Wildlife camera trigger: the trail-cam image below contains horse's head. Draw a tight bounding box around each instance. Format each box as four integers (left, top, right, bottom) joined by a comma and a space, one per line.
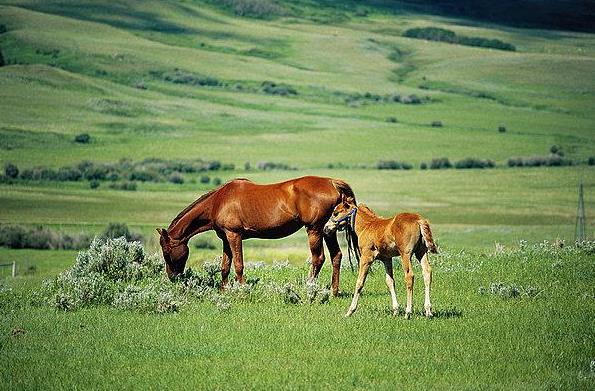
324, 199, 357, 235
156, 228, 189, 281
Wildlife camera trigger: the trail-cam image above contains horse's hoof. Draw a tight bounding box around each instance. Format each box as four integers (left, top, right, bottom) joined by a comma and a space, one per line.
405, 312, 412, 320
344, 311, 353, 318
392, 308, 399, 317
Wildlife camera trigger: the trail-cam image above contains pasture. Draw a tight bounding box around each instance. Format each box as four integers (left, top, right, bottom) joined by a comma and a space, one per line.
0, 0, 594, 389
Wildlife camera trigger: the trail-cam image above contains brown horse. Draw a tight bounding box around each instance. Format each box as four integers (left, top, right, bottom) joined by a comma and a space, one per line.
157, 176, 356, 296
324, 201, 437, 318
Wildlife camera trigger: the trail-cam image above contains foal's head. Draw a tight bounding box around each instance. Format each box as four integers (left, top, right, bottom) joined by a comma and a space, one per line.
323, 199, 357, 235
156, 228, 189, 281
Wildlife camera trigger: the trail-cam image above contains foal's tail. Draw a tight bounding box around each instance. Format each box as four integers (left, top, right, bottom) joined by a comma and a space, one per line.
419, 219, 438, 254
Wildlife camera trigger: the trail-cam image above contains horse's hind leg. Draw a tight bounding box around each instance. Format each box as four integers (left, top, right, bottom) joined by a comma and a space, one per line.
416, 248, 433, 317
381, 257, 399, 316
324, 231, 342, 297
226, 231, 245, 284
400, 252, 414, 319
306, 227, 325, 282
217, 231, 232, 289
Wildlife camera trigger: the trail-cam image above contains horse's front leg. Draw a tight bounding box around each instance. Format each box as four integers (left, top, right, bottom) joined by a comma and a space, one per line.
306, 227, 325, 282
345, 253, 374, 317
226, 231, 245, 284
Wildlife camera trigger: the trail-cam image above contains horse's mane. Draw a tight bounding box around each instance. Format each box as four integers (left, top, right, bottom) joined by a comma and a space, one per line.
167, 179, 249, 230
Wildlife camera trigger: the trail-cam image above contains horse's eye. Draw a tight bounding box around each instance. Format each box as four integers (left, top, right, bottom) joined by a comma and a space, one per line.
333, 211, 338, 217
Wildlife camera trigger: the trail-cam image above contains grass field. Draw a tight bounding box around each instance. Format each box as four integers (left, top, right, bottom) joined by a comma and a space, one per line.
0, 1, 594, 389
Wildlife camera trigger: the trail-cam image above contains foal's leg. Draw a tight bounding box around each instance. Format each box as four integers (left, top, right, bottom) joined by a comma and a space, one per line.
345, 254, 373, 317
323, 231, 342, 297
400, 252, 415, 319
306, 227, 325, 282
226, 231, 245, 284
416, 248, 433, 317
381, 257, 399, 316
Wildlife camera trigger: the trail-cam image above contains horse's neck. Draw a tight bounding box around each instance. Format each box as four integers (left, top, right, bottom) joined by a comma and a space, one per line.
168, 197, 214, 242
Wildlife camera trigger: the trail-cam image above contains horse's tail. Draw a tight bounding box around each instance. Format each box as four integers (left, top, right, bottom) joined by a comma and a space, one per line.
419, 219, 438, 254
331, 178, 356, 204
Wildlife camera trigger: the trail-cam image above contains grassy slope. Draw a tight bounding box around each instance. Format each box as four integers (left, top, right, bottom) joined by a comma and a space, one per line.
0, 1, 593, 169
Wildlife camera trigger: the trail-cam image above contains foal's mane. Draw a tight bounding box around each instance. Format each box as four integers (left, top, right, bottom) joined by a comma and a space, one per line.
357, 203, 379, 218
167, 179, 249, 230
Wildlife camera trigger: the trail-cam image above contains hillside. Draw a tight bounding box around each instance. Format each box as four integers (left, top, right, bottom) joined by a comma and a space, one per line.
0, 0, 593, 170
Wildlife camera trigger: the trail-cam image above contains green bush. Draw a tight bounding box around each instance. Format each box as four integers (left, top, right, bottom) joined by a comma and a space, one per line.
102, 223, 143, 242
261, 81, 297, 96
431, 120, 443, 128
74, 133, 91, 144
200, 175, 211, 184
162, 69, 222, 87
403, 27, 515, 51
588, 157, 595, 166
193, 236, 218, 249
507, 155, 573, 167
4, 162, 18, 179
454, 158, 496, 169
0, 224, 91, 250
498, 125, 507, 133
219, 0, 289, 19
377, 160, 413, 170
168, 172, 184, 184
430, 157, 452, 169
89, 180, 100, 189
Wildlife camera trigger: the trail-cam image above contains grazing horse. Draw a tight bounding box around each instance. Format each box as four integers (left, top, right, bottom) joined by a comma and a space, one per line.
324, 201, 437, 318
157, 176, 356, 296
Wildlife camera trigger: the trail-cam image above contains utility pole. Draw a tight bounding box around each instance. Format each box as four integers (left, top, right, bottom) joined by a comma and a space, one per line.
575, 180, 586, 242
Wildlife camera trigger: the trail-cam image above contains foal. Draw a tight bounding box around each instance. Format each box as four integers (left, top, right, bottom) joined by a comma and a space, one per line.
324, 201, 437, 318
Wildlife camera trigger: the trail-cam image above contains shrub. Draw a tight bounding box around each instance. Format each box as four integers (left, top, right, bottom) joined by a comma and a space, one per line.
507, 155, 573, 167
0, 24, 7, 34
200, 175, 210, 184
588, 157, 595, 166
403, 27, 515, 51
431, 120, 443, 128
454, 158, 496, 169
261, 81, 297, 96
193, 236, 218, 249
212, 177, 222, 186
101, 223, 143, 242
386, 116, 397, 123
89, 180, 100, 189
498, 125, 506, 133
162, 69, 221, 87
220, 0, 289, 19
0, 224, 90, 250
57, 167, 82, 181
4, 162, 19, 179
550, 145, 563, 156
420, 162, 428, 170
74, 133, 91, 144
0, 49, 4, 67
430, 157, 452, 169
377, 160, 413, 170
256, 161, 295, 170
168, 172, 184, 184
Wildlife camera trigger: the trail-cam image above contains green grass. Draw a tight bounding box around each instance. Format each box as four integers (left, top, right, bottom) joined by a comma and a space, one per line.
1, 245, 594, 389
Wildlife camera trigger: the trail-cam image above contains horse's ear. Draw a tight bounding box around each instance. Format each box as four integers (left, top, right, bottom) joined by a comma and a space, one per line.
156, 228, 169, 240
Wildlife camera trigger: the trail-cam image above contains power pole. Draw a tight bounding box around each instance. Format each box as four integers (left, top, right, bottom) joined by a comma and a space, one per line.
575, 180, 586, 242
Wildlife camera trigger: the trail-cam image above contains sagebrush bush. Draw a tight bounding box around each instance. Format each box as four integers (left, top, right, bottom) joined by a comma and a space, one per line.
101, 223, 143, 242
454, 158, 496, 169
0, 224, 91, 250
377, 160, 413, 170
430, 157, 452, 169
4, 162, 19, 178
74, 133, 91, 144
